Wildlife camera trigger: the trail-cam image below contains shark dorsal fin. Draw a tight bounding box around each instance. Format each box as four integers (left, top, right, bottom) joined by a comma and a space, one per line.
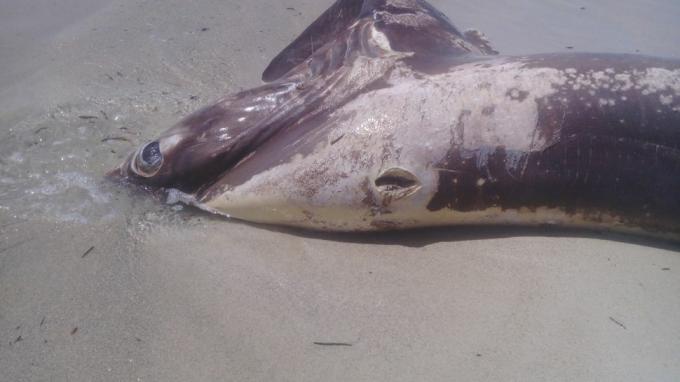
262, 0, 497, 82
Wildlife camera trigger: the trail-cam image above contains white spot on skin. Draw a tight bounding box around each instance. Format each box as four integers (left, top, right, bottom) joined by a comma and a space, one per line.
660, 94, 674, 105
638, 68, 680, 96
598, 99, 616, 107
238, 117, 246, 122
614, 73, 634, 91
591, 71, 612, 85
477, 178, 486, 187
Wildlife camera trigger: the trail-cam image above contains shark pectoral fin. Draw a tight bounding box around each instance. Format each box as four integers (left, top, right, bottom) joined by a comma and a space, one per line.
262, 0, 496, 82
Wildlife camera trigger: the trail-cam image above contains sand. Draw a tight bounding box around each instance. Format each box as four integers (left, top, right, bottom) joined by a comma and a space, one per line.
1, 1, 679, 381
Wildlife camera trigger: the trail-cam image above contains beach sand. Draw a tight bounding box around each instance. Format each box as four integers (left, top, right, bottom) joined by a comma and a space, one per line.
1, 1, 679, 381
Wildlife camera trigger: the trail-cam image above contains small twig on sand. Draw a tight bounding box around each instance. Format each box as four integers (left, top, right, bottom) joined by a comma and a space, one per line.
313, 342, 353, 347
609, 317, 627, 330
81, 246, 95, 258
101, 136, 132, 144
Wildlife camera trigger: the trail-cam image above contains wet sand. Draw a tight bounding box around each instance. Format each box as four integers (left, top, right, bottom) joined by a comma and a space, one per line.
1, 1, 679, 381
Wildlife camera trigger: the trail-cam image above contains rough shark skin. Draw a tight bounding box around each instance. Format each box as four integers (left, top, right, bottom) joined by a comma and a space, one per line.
110, 0, 680, 239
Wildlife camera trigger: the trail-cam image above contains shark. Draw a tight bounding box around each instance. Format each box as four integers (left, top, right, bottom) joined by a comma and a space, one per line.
109, 0, 680, 239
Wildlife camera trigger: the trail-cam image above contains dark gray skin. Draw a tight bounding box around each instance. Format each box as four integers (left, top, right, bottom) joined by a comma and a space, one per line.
110, 0, 680, 239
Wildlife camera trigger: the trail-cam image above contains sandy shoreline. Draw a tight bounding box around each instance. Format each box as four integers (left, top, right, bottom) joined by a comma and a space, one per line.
1, 1, 679, 381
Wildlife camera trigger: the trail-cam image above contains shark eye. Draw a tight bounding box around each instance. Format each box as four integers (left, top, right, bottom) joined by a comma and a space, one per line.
133, 141, 163, 177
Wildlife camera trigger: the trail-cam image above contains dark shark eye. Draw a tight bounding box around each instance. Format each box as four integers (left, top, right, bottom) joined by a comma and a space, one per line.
133, 141, 163, 177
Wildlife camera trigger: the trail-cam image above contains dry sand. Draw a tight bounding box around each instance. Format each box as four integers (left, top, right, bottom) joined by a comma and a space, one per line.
1, 1, 679, 381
